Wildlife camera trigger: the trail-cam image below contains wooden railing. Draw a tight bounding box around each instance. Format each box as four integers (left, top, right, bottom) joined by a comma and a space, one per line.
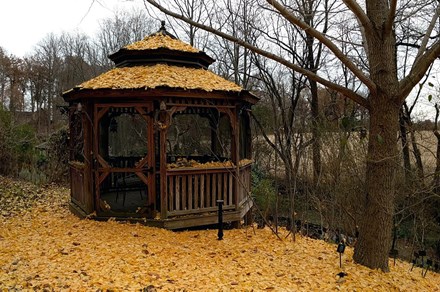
166, 163, 252, 217
238, 164, 251, 206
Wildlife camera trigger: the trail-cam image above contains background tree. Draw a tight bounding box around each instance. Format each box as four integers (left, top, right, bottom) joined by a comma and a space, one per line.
96, 8, 154, 69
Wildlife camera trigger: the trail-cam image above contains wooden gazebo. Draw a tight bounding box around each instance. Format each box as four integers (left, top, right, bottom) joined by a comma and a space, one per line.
63, 23, 258, 229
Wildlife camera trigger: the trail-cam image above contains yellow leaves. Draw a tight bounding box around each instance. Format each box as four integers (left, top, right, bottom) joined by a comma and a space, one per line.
167, 158, 235, 169
167, 158, 252, 169
124, 33, 200, 53
1, 177, 440, 290
79, 64, 242, 92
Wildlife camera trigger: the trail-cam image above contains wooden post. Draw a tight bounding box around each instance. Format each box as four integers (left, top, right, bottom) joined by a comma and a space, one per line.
159, 109, 169, 219
232, 107, 240, 210
84, 101, 94, 213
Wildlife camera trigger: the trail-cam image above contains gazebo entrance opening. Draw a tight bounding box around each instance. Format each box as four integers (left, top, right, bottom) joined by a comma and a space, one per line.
95, 104, 155, 216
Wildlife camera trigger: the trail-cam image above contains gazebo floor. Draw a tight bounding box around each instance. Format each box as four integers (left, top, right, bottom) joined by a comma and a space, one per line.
100, 190, 147, 213
69, 196, 253, 230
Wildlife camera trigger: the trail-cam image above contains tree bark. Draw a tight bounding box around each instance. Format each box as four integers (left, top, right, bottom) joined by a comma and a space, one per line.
354, 97, 399, 271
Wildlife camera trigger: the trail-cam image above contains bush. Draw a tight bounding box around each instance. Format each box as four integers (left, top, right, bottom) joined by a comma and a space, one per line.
252, 165, 277, 219
18, 167, 47, 185
0, 107, 37, 176
44, 127, 69, 183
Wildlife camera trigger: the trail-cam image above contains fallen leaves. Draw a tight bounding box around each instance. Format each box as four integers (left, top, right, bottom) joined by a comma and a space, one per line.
78, 64, 242, 92
0, 176, 68, 219
167, 158, 253, 169
1, 176, 440, 290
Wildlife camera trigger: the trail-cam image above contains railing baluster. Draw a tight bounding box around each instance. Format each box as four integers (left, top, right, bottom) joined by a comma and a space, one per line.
182, 175, 187, 210
200, 174, 204, 208
169, 176, 174, 211
176, 176, 181, 211
188, 175, 193, 210
212, 174, 217, 208
228, 172, 233, 206
206, 174, 211, 208
194, 175, 199, 209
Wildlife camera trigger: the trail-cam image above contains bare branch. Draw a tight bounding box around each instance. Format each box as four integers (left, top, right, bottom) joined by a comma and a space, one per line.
266, 0, 376, 94
342, 0, 374, 35
144, 0, 371, 109
398, 41, 440, 102
414, 5, 440, 63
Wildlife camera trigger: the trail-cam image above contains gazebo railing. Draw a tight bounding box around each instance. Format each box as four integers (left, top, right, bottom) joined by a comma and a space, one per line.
237, 163, 251, 207
165, 163, 251, 217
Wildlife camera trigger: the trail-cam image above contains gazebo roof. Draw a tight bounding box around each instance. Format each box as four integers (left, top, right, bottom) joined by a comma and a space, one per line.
63, 22, 258, 104
77, 64, 242, 92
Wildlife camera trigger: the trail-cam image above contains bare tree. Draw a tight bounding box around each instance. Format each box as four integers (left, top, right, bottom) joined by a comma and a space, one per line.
145, 0, 440, 271
95, 8, 155, 69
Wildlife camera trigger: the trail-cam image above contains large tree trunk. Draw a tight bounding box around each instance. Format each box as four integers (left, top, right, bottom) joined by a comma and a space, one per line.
354, 97, 399, 271
354, 0, 401, 271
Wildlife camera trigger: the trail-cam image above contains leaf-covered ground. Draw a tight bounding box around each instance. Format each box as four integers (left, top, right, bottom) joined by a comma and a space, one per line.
1, 176, 440, 291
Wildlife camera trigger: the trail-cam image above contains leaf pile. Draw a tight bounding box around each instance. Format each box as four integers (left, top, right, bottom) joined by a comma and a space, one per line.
167, 159, 253, 169
167, 158, 235, 169
79, 64, 242, 92
1, 177, 440, 290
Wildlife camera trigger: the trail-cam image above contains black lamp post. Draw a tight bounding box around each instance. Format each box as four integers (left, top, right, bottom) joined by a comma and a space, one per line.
337, 241, 346, 268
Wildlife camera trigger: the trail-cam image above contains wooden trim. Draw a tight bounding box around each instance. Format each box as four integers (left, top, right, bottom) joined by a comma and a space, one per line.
64, 88, 254, 102
167, 205, 235, 217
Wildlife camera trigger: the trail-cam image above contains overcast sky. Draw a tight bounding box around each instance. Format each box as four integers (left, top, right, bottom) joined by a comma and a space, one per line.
0, 0, 144, 57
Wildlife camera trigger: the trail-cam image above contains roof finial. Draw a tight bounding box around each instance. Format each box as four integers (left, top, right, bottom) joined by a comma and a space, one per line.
157, 20, 177, 39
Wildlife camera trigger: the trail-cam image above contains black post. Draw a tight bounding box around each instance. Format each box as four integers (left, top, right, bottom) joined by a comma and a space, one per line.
337, 242, 346, 269
217, 200, 224, 240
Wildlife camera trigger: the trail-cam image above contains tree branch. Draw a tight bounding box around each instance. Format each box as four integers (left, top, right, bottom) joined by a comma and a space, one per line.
398, 41, 440, 102
342, 0, 375, 35
414, 5, 440, 63
144, 0, 371, 110
267, 0, 376, 94
385, 0, 397, 34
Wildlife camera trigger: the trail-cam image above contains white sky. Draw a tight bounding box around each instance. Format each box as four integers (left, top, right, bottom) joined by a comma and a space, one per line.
0, 0, 144, 57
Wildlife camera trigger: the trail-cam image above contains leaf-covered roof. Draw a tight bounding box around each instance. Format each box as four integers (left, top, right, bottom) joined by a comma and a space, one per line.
77, 64, 241, 92
123, 33, 200, 53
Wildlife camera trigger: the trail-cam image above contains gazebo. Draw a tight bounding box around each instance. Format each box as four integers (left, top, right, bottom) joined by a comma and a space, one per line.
63, 23, 258, 229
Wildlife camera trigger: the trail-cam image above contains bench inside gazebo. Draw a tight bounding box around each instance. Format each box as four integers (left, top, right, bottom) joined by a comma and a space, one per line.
63, 23, 258, 229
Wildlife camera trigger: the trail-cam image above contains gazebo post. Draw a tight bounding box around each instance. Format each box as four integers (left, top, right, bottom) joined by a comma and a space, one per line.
159, 108, 168, 220
84, 101, 95, 213
232, 108, 240, 210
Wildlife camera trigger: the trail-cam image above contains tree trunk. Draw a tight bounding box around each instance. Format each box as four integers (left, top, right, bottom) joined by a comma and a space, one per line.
354, 96, 399, 272
354, 1, 401, 271
310, 79, 321, 185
